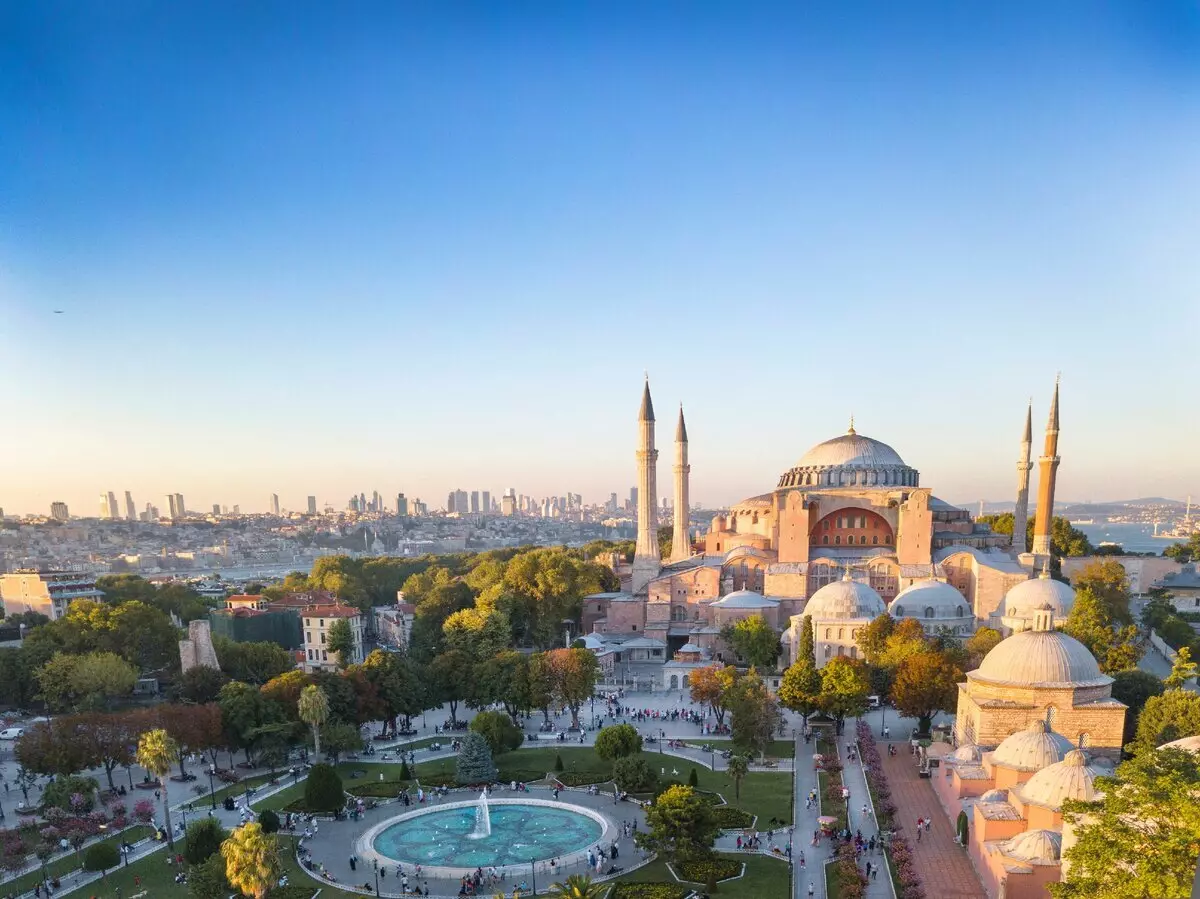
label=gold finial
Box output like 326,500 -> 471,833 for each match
848,414 -> 856,435
1040,557 -> 1051,578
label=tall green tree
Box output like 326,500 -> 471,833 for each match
1165,646 -> 1198,690
324,618 -> 355,669
635,784 -> 719,865
137,728 -> 179,848
1063,588 -> 1142,674
1071,559 -> 1133,625
720,614 -> 782,671
594,723 -> 643,762
1052,747 -> 1200,899
727,670 -> 782,759
726,753 -> 749,801
687,664 -> 738,727
475,650 -> 532,722
889,650 -> 962,736
297,684 -> 330,758
1110,669 -> 1166,749
429,649 -> 473,725
1129,688 -> 1200,755
455,732 -> 498,785
965,627 -> 1003,667
819,656 -> 871,729
977,513 -> 1094,557
220,823 -> 282,899
542,647 -> 599,730
35,651 -> 137,712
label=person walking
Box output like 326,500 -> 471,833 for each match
808,882 -> 815,897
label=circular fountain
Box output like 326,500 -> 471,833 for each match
360,793 -> 610,876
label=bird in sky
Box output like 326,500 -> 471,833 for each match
52,310 -> 64,314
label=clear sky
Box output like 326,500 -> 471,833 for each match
2,2 -> 1199,516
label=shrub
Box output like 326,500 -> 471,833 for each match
709,807 -> 754,829
259,809 -> 281,834
674,858 -> 741,883
398,760 -> 411,780
132,799 -> 155,824
956,810 -> 968,845
555,772 -> 610,787
455,732 -> 498,785
610,885 -> 689,899
688,768 -> 698,788
594,723 -> 643,761
613,755 -> 657,792
470,710 -> 523,755
42,775 -> 99,813
554,753 -> 565,772
183,817 -> 227,865
347,781 -> 408,798
82,842 -> 120,874
303,763 -> 345,813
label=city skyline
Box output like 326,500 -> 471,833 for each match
3,5 -> 1198,513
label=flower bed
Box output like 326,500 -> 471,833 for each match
346,781 -> 408,798
710,806 -> 754,829
610,884 -> 690,899
672,857 -> 742,883
829,842 -> 868,899
856,719 -> 925,899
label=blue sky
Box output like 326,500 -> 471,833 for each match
2,2 -> 1198,515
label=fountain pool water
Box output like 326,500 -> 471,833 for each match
469,789 -> 491,839
370,801 -> 604,870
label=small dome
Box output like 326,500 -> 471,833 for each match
999,570 -> 1076,621
796,431 -> 907,469
979,789 -> 1009,802
951,743 -> 982,763
712,589 -> 779,610
1159,734 -> 1200,753
992,722 -> 1074,772
1018,749 -> 1103,810
891,579 -> 971,619
803,574 -> 886,621
1001,829 -> 1062,864
677,643 -> 703,654
975,628 -> 1108,688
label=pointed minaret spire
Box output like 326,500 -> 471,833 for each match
1011,400 -> 1034,554
631,378 -> 661,593
670,405 -> 691,563
1032,377 -> 1062,558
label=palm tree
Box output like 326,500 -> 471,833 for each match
548,873 -> 606,898
136,728 -> 179,848
298,684 -> 330,759
727,753 -> 749,802
221,822 -> 282,899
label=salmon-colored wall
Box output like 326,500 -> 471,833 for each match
809,507 -> 894,550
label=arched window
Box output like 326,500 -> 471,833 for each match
824,645 -> 832,659
893,605 -> 904,616
825,628 -> 832,639
823,536 -> 830,545
850,646 -> 857,659
851,629 -> 859,638
838,628 -> 844,639
872,536 -> 878,545
835,536 -> 841,545
860,536 -> 868,545
885,535 -> 892,544
958,606 -> 966,617
924,606 -> 935,618
837,645 -> 845,656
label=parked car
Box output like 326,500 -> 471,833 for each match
0,727 -> 25,740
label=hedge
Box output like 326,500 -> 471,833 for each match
674,858 -> 742,883
610,885 -> 689,899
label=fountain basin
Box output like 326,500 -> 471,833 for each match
359,798 -> 609,877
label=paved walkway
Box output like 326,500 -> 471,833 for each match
839,723 -> 893,899
878,743 -> 984,899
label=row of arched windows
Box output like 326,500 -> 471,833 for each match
778,467 -> 918,488
822,534 -> 892,545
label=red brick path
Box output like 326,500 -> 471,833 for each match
879,748 -> 986,899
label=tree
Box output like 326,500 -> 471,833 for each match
548,873 -> 606,899
819,656 -> 871,729
319,722 -> 362,762
965,627 -> 1003,667
727,670 -> 782,759
541,647 -> 599,730
1072,560 -> 1132,625
1129,688 -> 1200,755
594,723 -> 643,762
1111,669 -> 1166,748
0,647 -> 37,709
455,732 -> 498,785
298,684 -> 330,758
304,763 -> 344,812
178,665 -> 227,704
325,618 -> 355,668
636,784 -> 719,865
1062,588 -> 1142,675
189,852 -> 234,899
779,658 -> 822,721
137,728 -> 179,848
220,823 -> 282,899
219,680 -> 283,765
360,649 -> 428,734
1164,533 -> 1200,563
470,710 -> 524,756
889,650 -> 963,736
429,649 -> 473,725
258,809 -> 281,834
687,664 -> 738,727
82,842 -> 120,879
1052,747 -> 1200,899
212,636 -> 294,685
1165,646 -> 1198,690
727,753 -> 749,801
856,613 -> 895,665
613,755 -> 657,792
184,817 -> 228,866
977,513 -> 1094,557
720,615 -> 782,671
476,651 -> 532,723
35,651 -> 137,712
41,773 -> 100,812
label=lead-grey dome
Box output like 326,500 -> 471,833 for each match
1001,829 -> 1062,863
974,627 -> 1109,688
1017,749 -> 1104,810
797,431 -> 906,469
999,571 -> 1077,621
992,722 -> 1074,772
891,579 -> 971,620
803,573 -> 886,620
777,426 -> 919,489
712,590 -> 779,610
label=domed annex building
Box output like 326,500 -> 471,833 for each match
584,379 -> 1069,687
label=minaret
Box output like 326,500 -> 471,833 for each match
1031,378 -> 1061,558
670,405 -> 691,563
1011,401 -> 1033,554
631,378 -> 661,594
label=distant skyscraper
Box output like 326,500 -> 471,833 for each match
359,492 -> 367,513
166,494 -> 178,520
608,492 -> 618,513
124,491 -> 136,520
50,501 -> 69,521
470,491 -> 480,514
481,491 -> 491,514
270,494 -> 280,516
212,503 -> 220,515
501,494 -> 516,516
372,490 -> 380,512
105,491 -> 119,519
174,493 -> 185,518
349,496 -> 360,513
630,486 -> 639,512
307,496 -> 317,515
232,504 -> 239,515
396,493 -> 408,516
454,489 -> 468,514
99,493 -> 110,518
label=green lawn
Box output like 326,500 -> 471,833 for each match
182,771 -> 284,809
691,739 -> 797,759
0,825 -> 154,897
615,854 -> 790,899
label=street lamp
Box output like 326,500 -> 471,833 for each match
0,800 -> 5,821
659,730 -> 664,756
208,765 -> 217,811
531,858 -> 536,895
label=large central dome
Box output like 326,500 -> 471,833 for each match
778,426 -> 919,489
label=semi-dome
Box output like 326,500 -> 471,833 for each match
712,589 -> 779,609
1160,734 -> 1200,753
999,570 -> 1077,620
979,789 -> 1009,803
992,722 -> 1074,772
890,579 -> 971,620
951,743 -> 982,763
803,573 -> 886,620
1001,829 -> 1062,863
1017,749 -> 1104,810
777,425 -> 919,489
974,623 -> 1109,688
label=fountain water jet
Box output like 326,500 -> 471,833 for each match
469,789 -> 491,839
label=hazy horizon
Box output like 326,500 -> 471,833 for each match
3,3 -> 1198,515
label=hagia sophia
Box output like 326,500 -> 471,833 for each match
582,377 -> 1140,898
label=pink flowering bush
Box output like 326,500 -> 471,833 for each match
132,799 -> 155,824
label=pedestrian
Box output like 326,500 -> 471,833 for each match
917,826 -> 922,843
862,803 -> 870,818
808,882 -> 815,897
350,856 -> 357,872
865,861 -> 872,879
925,817 -> 932,833
871,865 -> 878,880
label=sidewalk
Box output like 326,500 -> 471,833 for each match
839,723 -> 893,899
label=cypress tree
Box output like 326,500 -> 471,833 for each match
455,732 -> 499,785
